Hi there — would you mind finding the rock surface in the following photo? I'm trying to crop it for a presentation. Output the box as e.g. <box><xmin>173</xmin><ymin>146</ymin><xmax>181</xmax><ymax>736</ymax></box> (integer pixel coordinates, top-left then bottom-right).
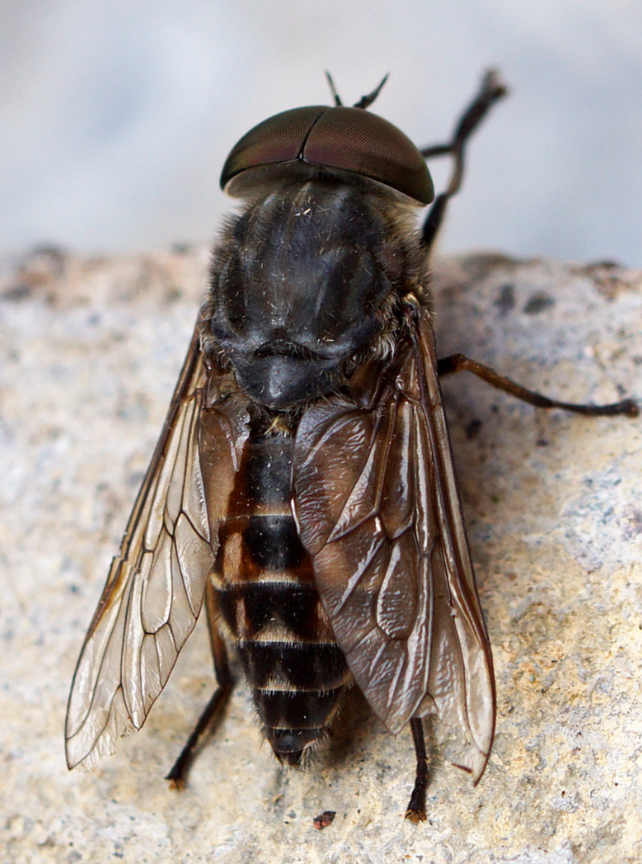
<box><xmin>1</xmin><ymin>246</ymin><xmax>641</xmax><ymax>863</ymax></box>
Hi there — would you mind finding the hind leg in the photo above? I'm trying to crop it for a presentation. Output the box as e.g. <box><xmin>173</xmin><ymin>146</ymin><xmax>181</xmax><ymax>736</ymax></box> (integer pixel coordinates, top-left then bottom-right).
<box><xmin>166</xmin><ymin>580</ymin><xmax>234</xmax><ymax>788</ymax></box>
<box><xmin>405</xmin><ymin>718</ymin><xmax>429</xmax><ymax>823</ymax></box>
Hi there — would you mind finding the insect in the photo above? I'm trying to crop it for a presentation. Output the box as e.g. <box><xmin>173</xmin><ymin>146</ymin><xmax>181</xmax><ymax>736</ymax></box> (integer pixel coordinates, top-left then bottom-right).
<box><xmin>65</xmin><ymin>71</ymin><xmax>638</xmax><ymax>821</ymax></box>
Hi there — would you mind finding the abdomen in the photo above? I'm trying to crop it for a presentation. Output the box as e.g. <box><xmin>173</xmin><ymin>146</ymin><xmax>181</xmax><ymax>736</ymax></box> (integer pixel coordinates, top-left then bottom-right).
<box><xmin>210</xmin><ymin>411</ymin><xmax>352</xmax><ymax>764</ymax></box>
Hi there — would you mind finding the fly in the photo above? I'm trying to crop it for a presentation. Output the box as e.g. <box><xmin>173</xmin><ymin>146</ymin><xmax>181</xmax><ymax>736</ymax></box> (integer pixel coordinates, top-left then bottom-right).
<box><xmin>65</xmin><ymin>70</ymin><xmax>638</xmax><ymax>821</ymax></box>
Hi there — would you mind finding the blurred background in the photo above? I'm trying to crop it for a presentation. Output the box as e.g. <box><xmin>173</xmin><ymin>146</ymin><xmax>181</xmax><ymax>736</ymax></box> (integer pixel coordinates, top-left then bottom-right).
<box><xmin>2</xmin><ymin>0</ymin><xmax>641</xmax><ymax>264</ymax></box>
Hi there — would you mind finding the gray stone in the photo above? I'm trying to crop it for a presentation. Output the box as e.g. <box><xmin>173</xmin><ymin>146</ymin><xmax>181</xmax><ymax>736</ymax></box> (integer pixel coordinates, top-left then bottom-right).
<box><xmin>1</xmin><ymin>246</ymin><xmax>640</xmax><ymax>863</ymax></box>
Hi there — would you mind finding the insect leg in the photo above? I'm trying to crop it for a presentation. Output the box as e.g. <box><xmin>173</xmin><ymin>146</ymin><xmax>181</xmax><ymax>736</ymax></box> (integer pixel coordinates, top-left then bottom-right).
<box><xmin>405</xmin><ymin>718</ymin><xmax>429</xmax><ymax>823</ymax></box>
<box><xmin>166</xmin><ymin>579</ymin><xmax>235</xmax><ymax>788</ymax></box>
<box><xmin>438</xmin><ymin>353</ymin><xmax>639</xmax><ymax>417</ymax></box>
<box><xmin>420</xmin><ymin>70</ymin><xmax>507</xmax><ymax>252</ymax></box>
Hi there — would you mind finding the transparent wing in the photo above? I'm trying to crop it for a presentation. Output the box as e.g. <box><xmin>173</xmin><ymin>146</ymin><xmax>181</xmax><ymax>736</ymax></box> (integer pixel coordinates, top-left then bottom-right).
<box><xmin>293</xmin><ymin>304</ymin><xmax>495</xmax><ymax>782</ymax></box>
<box><xmin>66</xmin><ymin>326</ymin><xmax>249</xmax><ymax>770</ymax></box>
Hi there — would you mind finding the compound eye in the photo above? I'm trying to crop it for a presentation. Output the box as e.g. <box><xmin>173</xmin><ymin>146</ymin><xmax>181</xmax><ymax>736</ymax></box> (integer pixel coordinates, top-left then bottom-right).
<box><xmin>303</xmin><ymin>107</ymin><xmax>434</xmax><ymax>204</ymax></box>
<box><xmin>221</xmin><ymin>105</ymin><xmax>434</xmax><ymax>205</ymax></box>
<box><xmin>220</xmin><ymin>106</ymin><xmax>327</xmax><ymax>192</ymax></box>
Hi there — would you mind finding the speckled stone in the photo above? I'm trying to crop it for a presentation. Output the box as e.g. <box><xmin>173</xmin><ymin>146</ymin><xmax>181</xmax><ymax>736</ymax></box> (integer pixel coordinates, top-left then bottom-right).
<box><xmin>1</xmin><ymin>246</ymin><xmax>641</xmax><ymax>864</ymax></box>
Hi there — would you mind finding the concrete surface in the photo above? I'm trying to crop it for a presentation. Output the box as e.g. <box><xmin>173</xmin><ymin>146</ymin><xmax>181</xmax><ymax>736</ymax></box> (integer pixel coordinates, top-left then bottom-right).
<box><xmin>1</xmin><ymin>246</ymin><xmax>641</xmax><ymax>863</ymax></box>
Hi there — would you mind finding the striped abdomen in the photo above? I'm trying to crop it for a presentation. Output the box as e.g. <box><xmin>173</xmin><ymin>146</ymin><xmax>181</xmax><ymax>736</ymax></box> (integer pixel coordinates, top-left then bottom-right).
<box><xmin>211</xmin><ymin>414</ymin><xmax>352</xmax><ymax>764</ymax></box>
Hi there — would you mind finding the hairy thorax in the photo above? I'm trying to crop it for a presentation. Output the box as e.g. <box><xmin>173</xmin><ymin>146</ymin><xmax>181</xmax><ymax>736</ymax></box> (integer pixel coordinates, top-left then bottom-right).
<box><xmin>201</xmin><ymin>179</ymin><xmax>427</xmax><ymax>411</ymax></box>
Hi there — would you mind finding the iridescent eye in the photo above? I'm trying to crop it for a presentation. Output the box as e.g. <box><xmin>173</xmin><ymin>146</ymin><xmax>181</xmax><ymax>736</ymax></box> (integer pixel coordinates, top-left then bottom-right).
<box><xmin>220</xmin><ymin>105</ymin><xmax>434</xmax><ymax>205</ymax></box>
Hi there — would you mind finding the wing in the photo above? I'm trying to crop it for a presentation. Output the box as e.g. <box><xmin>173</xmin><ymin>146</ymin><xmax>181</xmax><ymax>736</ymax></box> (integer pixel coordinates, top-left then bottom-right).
<box><xmin>66</xmin><ymin>325</ymin><xmax>249</xmax><ymax>770</ymax></box>
<box><xmin>293</xmin><ymin>303</ymin><xmax>495</xmax><ymax>782</ymax></box>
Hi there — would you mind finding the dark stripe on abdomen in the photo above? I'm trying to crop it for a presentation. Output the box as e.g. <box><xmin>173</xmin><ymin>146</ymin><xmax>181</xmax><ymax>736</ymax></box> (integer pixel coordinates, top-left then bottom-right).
<box><xmin>238</xmin><ymin>641</ymin><xmax>348</xmax><ymax>690</ymax></box>
<box><xmin>257</xmin><ymin>688</ymin><xmax>346</xmax><ymax>730</ymax></box>
<box><xmin>243</xmin><ymin>515</ymin><xmax>305</xmax><ymax>570</ymax></box>
<box><xmin>245</xmin><ymin>433</ymin><xmax>292</xmax><ymax>505</ymax></box>
<box><xmin>218</xmin><ymin>582</ymin><xmax>321</xmax><ymax>640</ymax></box>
